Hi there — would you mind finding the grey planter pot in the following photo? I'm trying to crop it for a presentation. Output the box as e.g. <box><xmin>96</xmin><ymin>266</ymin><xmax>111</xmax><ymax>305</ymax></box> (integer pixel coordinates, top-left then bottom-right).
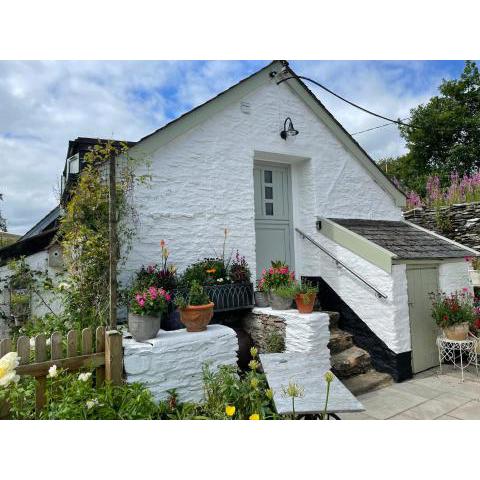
<box><xmin>269</xmin><ymin>293</ymin><xmax>293</xmax><ymax>311</ymax></box>
<box><xmin>128</xmin><ymin>313</ymin><xmax>161</xmax><ymax>342</ymax></box>
<box><xmin>254</xmin><ymin>291</ymin><xmax>270</xmax><ymax>308</ymax></box>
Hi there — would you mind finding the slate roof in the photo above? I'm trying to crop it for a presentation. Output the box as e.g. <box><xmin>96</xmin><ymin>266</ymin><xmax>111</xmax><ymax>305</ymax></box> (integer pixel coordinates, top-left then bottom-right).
<box><xmin>329</xmin><ymin>218</ymin><xmax>474</xmax><ymax>260</ymax></box>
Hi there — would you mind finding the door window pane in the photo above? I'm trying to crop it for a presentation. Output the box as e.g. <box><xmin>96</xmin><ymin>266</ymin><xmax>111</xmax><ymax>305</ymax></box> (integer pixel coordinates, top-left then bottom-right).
<box><xmin>265</xmin><ymin>203</ymin><xmax>273</xmax><ymax>216</ymax></box>
<box><xmin>264</xmin><ymin>170</ymin><xmax>272</xmax><ymax>183</ymax></box>
<box><xmin>265</xmin><ymin>186</ymin><xmax>273</xmax><ymax>199</ymax></box>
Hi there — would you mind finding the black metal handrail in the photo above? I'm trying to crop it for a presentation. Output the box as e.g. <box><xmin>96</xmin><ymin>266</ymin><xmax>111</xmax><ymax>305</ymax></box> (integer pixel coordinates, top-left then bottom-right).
<box><xmin>295</xmin><ymin>228</ymin><xmax>388</xmax><ymax>299</ymax></box>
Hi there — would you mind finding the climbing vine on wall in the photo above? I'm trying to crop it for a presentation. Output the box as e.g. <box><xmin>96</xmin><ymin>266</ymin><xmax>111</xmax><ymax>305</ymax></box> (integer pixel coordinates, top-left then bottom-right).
<box><xmin>59</xmin><ymin>141</ymin><xmax>150</xmax><ymax>328</ymax></box>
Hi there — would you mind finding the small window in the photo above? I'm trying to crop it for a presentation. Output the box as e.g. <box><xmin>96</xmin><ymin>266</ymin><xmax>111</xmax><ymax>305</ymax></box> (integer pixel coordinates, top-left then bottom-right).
<box><xmin>264</xmin><ymin>170</ymin><xmax>272</xmax><ymax>184</ymax></box>
<box><xmin>265</xmin><ymin>186</ymin><xmax>273</xmax><ymax>199</ymax></box>
<box><xmin>265</xmin><ymin>203</ymin><xmax>274</xmax><ymax>216</ymax></box>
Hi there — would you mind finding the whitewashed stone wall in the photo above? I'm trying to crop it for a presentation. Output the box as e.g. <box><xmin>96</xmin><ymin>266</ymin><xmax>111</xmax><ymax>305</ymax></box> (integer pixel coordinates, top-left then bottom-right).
<box><xmin>301</xmin><ymin>231</ymin><xmax>411</xmax><ymax>354</ymax></box>
<box><xmin>249</xmin><ymin>307</ymin><xmax>330</xmax><ymax>365</ymax></box>
<box><xmin>120</xmin><ymin>75</ymin><xmax>403</xmax><ymax>288</ymax></box>
<box><xmin>439</xmin><ymin>260</ymin><xmax>472</xmax><ymax>294</ymax></box>
<box><xmin>123</xmin><ymin>325</ymin><xmax>238</xmax><ymax>403</ymax></box>
<box><xmin>0</xmin><ymin>251</ymin><xmax>64</xmax><ymax>338</ymax></box>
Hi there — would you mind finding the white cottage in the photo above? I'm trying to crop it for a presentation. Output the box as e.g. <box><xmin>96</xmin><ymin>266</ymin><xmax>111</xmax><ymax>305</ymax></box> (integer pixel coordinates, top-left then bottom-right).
<box><xmin>1</xmin><ymin>60</ymin><xmax>477</xmax><ymax>382</ymax></box>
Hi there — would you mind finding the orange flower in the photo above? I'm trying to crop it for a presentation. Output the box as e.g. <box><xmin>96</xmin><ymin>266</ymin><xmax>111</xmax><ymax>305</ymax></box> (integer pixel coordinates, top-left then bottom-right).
<box><xmin>206</xmin><ymin>268</ymin><xmax>216</xmax><ymax>274</ymax></box>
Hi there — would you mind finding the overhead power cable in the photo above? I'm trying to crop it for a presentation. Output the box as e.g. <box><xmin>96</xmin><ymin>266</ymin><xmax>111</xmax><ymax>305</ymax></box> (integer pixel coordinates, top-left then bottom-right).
<box><xmin>276</xmin><ymin>72</ymin><xmax>416</xmax><ymax>129</ymax></box>
<box><xmin>351</xmin><ymin>117</ymin><xmax>411</xmax><ymax>136</ymax></box>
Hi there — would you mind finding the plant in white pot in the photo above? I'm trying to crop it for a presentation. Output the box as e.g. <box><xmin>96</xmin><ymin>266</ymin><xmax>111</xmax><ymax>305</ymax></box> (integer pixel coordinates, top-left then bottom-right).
<box><xmin>466</xmin><ymin>256</ymin><xmax>480</xmax><ymax>287</ymax></box>
<box><xmin>431</xmin><ymin>289</ymin><xmax>475</xmax><ymax>341</ymax></box>
<box><xmin>128</xmin><ymin>286</ymin><xmax>171</xmax><ymax>341</ymax></box>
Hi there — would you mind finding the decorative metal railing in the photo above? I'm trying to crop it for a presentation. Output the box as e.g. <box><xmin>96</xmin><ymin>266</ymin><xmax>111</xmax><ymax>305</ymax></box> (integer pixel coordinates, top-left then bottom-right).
<box><xmin>173</xmin><ymin>282</ymin><xmax>255</xmax><ymax>313</ymax></box>
<box><xmin>295</xmin><ymin>227</ymin><xmax>388</xmax><ymax>299</ymax></box>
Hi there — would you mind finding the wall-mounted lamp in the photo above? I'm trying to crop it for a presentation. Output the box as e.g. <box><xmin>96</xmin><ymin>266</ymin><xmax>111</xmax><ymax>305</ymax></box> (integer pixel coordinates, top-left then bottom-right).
<box><xmin>280</xmin><ymin>117</ymin><xmax>299</xmax><ymax>140</ymax></box>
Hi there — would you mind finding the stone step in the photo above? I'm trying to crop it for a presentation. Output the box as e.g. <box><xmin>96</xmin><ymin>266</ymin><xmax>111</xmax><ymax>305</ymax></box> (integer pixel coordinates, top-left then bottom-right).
<box><xmin>324</xmin><ymin>311</ymin><xmax>340</xmax><ymax>329</ymax></box>
<box><xmin>328</xmin><ymin>328</ymin><xmax>354</xmax><ymax>354</ymax></box>
<box><xmin>331</xmin><ymin>346</ymin><xmax>371</xmax><ymax>378</ymax></box>
<box><xmin>341</xmin><ymin>370</ymin><xmax>393</xmax><ymax>396</ymax></box>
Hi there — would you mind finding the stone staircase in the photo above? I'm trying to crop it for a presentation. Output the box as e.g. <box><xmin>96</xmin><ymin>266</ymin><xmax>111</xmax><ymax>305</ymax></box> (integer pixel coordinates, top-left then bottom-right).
<box><xmin>326</xmin><ymin>311</ymin><xmax>393</xmax><ymax>396</ymax></box>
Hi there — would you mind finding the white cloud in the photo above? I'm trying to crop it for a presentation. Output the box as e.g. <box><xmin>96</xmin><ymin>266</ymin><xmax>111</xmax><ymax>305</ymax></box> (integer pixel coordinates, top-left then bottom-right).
<box><xmin>0</xmin><ymin>60</ymin><xmax>462</xmax><ymax>234</ymax></box>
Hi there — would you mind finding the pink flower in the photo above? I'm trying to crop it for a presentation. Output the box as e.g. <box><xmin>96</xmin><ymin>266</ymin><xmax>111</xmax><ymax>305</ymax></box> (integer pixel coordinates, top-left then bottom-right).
<box><xmin>149</xmin><ymin>286</ymin><xmax>157</xmax><ymax>299</ymax></box>
<box><xmin>165</xmin><ymin>293</ymin><xmax>172</xmax><ymax>302</ymax></box>
<box><xmin>138</xmin><ymin>298</ymin><xmax>145</xmax><ymax>307</ymax></box>
<box><xmin>462</xmin><ymin>287</ymin><xmax>469</xmax><ymax>292</ymax></box>
<box><xmin>269</xmin><ymin>267</ymin><xmax>274</xmax><ymax>274</ymax></box>
<box><xmin>147</xmin><ymin>265</ymin><xmax>154</xmax><ymax>274</ymax></box>
<box><xmin>135</xmin><ymin>293</ymin><xmax>142</xmax><ymax>302</ymax></box>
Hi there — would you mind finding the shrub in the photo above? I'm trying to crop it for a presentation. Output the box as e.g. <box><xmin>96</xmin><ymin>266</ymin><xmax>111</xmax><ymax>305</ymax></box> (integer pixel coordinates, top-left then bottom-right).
<box><xmin>273</xmin><ymin>284</ymin><xmax>297</xmax><ymax>299</ymax></box>
<box><xmin>180</xmin><ymin>258</ymin><xmax>228</xmax><ymax>287</ymax></box>
<box><xmin>229</xmin><ymin>251</ymin><xmax>251</xmax><ymax>284</ymax></box>
<box><xmin>130</xmin><ymin>287</ymin><xmax>171</xmax><ymax>316</ymax></box>
<box><xmin>430</xmin><ymin>289</ymin><xmax>476</xmax><ymax>328</ymax></box>
<box><xmin>259</xmin><ymin>261</ymin><xmax>295</xmax><ymax>292</ymax></box>
<box><xmin>175</xmin><ymin>280</ymin><xmax>210</xmax><ymax>308</ymax></box>
<box><xmin>294</xmin><ymin>281</ymin><xmax>318</xmax><ymax>301</ymax></box>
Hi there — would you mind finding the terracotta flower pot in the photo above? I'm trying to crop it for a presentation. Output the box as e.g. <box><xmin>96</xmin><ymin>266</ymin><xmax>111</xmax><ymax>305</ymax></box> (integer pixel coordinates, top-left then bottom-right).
<box><xmin>295</xmin><ymin>293</ymin><xmax>316</xmax><ymax>314</ymax></box>
<box><xmin>179</xmin><ymin>302</ymin><xmax>214</xmax><ymax>332</ymax></box>
<box><xmin>443</xmin><ymin>322</ymin><xmax>470</xmax><ymax>341</ymax></box>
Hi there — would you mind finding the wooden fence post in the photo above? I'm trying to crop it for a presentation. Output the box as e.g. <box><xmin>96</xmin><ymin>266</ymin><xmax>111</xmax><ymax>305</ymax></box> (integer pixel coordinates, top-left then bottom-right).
<box><xmin>105</xmin><ymin>330</ymin><xmax>122</xmax><ymax>385</ymax></box>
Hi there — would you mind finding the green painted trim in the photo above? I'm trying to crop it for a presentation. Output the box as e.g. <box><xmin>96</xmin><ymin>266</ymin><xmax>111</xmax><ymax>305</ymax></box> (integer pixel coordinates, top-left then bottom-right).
<box><xmin>321</xmin><ymin>218</ymin><xmax>396</xmax><ymax>273</ymax></box>
<box><xmin>282</xmin><ymin>80</ymin><xmax>406</xmax><ymax>207</ymax></box>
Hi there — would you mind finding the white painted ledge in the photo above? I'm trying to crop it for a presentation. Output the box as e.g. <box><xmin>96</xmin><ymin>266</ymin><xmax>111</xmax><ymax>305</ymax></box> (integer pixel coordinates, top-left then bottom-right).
<box><xmin>123</xmin><ymin>324</ymin><xmax>238</xmax><ymax>403</ymax></box>
<box><xmin>252</xmin><ymin>307</ymin><xmax>330</xmax><ymax>364</ymax></box>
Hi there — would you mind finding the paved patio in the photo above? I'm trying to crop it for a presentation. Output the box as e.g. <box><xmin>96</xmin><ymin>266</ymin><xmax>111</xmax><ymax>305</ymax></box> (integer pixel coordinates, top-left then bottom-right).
<box><xmin>339</xmin><ymin>365</ymin><xmax>480</xmax><ymax>420</ymax></box>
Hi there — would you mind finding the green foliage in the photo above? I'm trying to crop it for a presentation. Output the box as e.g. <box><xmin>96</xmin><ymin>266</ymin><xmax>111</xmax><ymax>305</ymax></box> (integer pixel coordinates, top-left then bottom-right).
<box><xmin>258</xmin><ymin>262</ymin><xmax>295</xmax><ymax>292</ymax></box>
<box><xmin>129</xmin><ymin>287</ymin><xmax>170</xmax><ymax>316</ymax></box>
<box><xmin>4</xmin><ymin>370</ymin><xmax>159</xmax><ymax>420</ymax></box>
<box><xmin>294</xmin><ymin>280</ymin><xmax>318</xmax><ymax>297</ymax></box>
<box><xmin>229</xmin><ymin>250</ymin><xmax>251</xmax><ymax>283</ymax></box>
<box><xmin>175</xmin><ymin>280</ymin><xmax>210</xmax><ymax>308</ymax></box>
<box><xmin>264</xmin><ymin>329</ymin><xmax>285</xmax><ymax>353</ymax></box>
<box><xmin>59</xmin><ymin>140</ymin><xmax>150</xmax><ymax>328</ymax></box>
<box><xmin>272</xmin><ymin>283</ymin><xmax>297</xmax><ymax>299</ymax></box>
<box><xmin>15</xmin><ymin>313</ymin><xmax>73</xmax><ymax>339</ymax></box>
<box><xmin>385</xmin><ymin>61</ymin><xmax>480</xmax><ymax>195</ymax></box>
<box><xmin>180</xmin><ymin>257</ymin><xmax>228</xmax><ymax>287</ymax></box>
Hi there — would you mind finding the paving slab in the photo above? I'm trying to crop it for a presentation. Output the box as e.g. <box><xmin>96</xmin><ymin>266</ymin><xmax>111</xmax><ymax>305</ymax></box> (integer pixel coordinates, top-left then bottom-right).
<box><xmin>401</xmin><ymin>393</ymin><xmax>470</xmax><ymax>420</ymax></box>
<box><xmin>448</xmin><ymin>399</ymin><xmax>480</xmax><ymax>419</ymax></box>
<box><xmin>338</xmin><ymin>411</ymin><xmax>377</xmax><ymax>420</ymax></box>
<box><xmin>388</xmin><ymin>380</ymin><xmax>444</xmax><ymax>400</ymax></box>
<box><xmin>435</xmin><ymin>415</ymin><xmax>458</xmax><ymax>420</ymax></box>
<box><xmin>358</xmin><ymin>386</ymin><xmax>426</xmax><ymax>419</ymax></box>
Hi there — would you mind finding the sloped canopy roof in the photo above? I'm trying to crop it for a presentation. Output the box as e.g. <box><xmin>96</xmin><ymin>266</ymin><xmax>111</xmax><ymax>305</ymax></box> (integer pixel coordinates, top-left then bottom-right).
<box><xmin>330</xmin><ymin>218</ymin><xmax>474</xmax><ymax>260</ymax></box>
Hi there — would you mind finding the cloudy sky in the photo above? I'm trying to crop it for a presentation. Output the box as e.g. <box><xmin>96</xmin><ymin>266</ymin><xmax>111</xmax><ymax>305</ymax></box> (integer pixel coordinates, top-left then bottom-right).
<box><xmin>0</xmin><ymin>60</ymin><xmax>466</xmax><ymax>234</ymax></box>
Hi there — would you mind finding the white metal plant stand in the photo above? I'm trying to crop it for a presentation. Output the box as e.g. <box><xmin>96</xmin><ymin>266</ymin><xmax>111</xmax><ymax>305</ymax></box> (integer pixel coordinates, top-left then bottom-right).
<box><xmin>437</xmin><ymin>336</ymin><xmax>479</xmax><ymax>382</ymax></box>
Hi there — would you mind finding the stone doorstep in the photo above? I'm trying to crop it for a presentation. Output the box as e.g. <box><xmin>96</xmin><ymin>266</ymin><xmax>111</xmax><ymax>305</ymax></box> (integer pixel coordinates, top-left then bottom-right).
<box><xmin>328</xmin><ymin>329</ymin><xmax>354</xmax><ymax>354</ymax></box>
<box><xmin>341</xmin><ymin>370</ymin><xmax>393</xmax><ymax>396</ymax></box>
<box><xmin>331</xmin><ymin>345</ymin><xmax>371</xmax><ymax>378</ymax></box>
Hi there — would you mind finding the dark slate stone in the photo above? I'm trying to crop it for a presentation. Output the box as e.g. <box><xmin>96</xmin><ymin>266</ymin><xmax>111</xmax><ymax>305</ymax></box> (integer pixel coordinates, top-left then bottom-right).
<box><xmin>306</xmin><ymin>276</ymin><xmax>413</xmax><ymax>382</ymax></box>
<box><xmin>329</xmin><ymin>218</ymin><xmax>473</xmax><ymax>259</ymax></box>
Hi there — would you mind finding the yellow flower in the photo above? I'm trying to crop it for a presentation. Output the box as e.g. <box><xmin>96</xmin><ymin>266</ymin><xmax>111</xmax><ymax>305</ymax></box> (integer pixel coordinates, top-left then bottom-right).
<box><xmin>0</xmin><ymin>352</ymin><xmax>20</xmax><ymax>387</ymax></box>
<box><xmin>249</xmin><ymin>413</ymin><xmax>260</xmax><ymax>420</ymax></box>
<box><xmin>248</xmin><ymin>359</ymin><xmax>260</xmax><ymax>371</ymax></box>
<box><xmin>265</xmin><ymin>388</ymin><xmax>274</xmax><ymax>400</ymax></box>
<box><xmin>250</xmin><ymin>346</ymin><xmax>258</xmax><ymax>358</ymax></box>
<box><xmin>225</xmin><ymin>405</ymin><xmax>236</xmax><ymax>417</ymax></box>
<box><xmin>250</xmin><ymin>377</ymin><xmax>259</xmax><ymax>389</ymax></box>
<box><xmin>281</xmin><ymin>381</ymin><xmax>304</xmax><ymax>399</ymax></box>
<box><xmin>324</xmin><ymin>371</ymin><xmax>335</xmax><ymax>384</ymax></box>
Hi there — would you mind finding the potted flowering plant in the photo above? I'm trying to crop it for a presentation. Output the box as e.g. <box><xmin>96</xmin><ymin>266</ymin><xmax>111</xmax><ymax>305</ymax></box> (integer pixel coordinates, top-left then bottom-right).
<box><xmin>466</xmin><ymin>256</ymin><xmax>480</xmax><ymax>287</ymax></box>
<box><xmin>294</xmin><ymin>281</ymin><xmax>318</xmax><ymax>314</ymax></box>
<box><xmin>260</xmin><ymin>261</ymin><xmax>296</xmax><ymax>310</ymax></box>
<box><xmin>175</xmin><ymin>280</ymin><xmax>214</xmax><ymax>332</ymax></box>
<box><xmin>255</xmin><ymin>277</ymin><xmax>270</xmax><ymax>308</ymax></box>
<box><xmin>128</xmin><ymin>287</ymin><xmax>171</xmax><ymax>341</ymax></box>
<box><xmin>430</xmin><ymin>289</ymin><xmax>475</xmax><ymax>340</ymax></box>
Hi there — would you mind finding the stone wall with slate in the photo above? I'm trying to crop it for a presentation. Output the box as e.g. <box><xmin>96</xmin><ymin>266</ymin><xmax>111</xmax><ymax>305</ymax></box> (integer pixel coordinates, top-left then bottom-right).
<box><xmin>123</xmin><ymin>325</ymin><xmax>238</xmax><ymax>403</ymax></box>
<box><xmin>404</xmin><ymin>203</ymin><xmax>480</xmax><ymax>250</ymax></box>
<box><xmin>242</xmin><ymin>308</ymin><xmax>331</xmax><ymax>365</ymax></box>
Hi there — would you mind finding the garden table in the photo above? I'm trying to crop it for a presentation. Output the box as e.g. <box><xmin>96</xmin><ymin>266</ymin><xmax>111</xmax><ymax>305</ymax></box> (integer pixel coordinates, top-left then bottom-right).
<box><xmin>437</xmin><ymin>336</ymin><xmax>479</xmax><ymax>382</ymax></box>
<box><xmin>259</xmin><ymin>352</ymin><xmax>364</xmax><ymax>418</ymax></box>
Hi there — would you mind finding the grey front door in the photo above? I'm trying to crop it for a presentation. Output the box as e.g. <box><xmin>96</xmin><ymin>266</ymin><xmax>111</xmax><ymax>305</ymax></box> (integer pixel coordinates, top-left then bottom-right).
<box><xmin>406</xmin><ymin>266</ymin><xmax>440</xmax><ymax>373</ymax></box>
<box><xmin>253</xmin><ymin>163</ymin><xmax>293</xmax><ymax>279</ymax></box>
